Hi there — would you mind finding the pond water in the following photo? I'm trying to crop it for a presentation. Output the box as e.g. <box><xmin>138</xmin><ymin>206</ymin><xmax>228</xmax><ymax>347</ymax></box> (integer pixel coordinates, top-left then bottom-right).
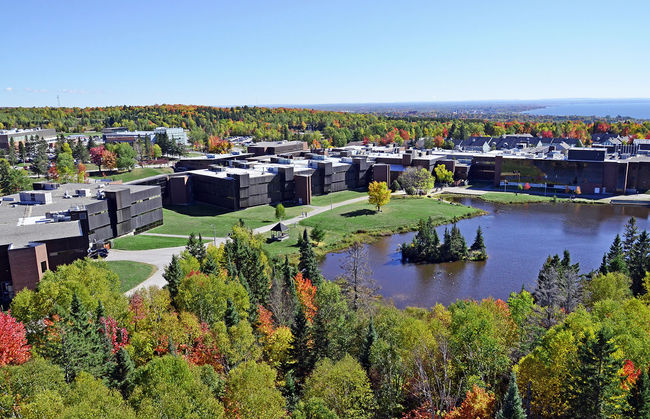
<box><xmin>319</xmin><ymin>198</ymin><xmax>649</xmax><ymax>308</ymax></box>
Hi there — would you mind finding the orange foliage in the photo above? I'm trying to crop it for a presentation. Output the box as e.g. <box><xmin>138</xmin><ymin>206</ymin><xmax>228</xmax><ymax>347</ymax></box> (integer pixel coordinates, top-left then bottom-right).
<box><xmin>621</xmin><ymin>359</ymin><xmax>641</xmax><ymax>390</ymax></box>
<box><xmin>257</xmin><ymin>305</ymin><xmax>276</xmax><ymax>338</ymax></box>
<box><xmin>207</xmin><ymin>136</ymin><xmax>233</xmax><ymax>154</ymax></box>
<box><xmin>182</xmin><ymin>322</ymin><xmax>224</xmax><ymax>371</ymax></box>
<box><xmin>445</xmin><ymin>385</ymin><xmax>495</xmax><ymax>419</ymax></box>
<box><xmin>294</xmin><ymin>272</ymin><xmax>317</xmax><ymax>322</ymax></box>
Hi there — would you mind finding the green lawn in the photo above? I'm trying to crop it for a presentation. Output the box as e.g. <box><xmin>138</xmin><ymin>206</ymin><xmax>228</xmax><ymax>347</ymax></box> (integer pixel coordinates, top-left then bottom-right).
<box><xmin>105</xmin><ymin>260</ymin><xmax>157</xmax><ymax>292</ymax></box>
<box><xmin>111</xmin><ymin>234</ymin><xmax>209</xmax><ymax>250</ymax></box>
<box><xmin>479</xmin><ymin>192</ymin><xmax>558</xmax><ymax>204</ymax></box>
<box><xmin>309</xmin><ymin>189</ymin><xmax>368</xmax><ymax>206</ymax></box>
<box><xmin>262</xmin><ymin>196</ymin><xmax>482</xmax><ymax>259</ymax></box>
<box><xmin>149</xmin><ymin>202</ymin><xmax>313</xmax><ymax>238</ymax></box>
<box><xmin>92</xmin><ymin>167</ymin><xmax>173</xmax><ymax>182</ymax></box>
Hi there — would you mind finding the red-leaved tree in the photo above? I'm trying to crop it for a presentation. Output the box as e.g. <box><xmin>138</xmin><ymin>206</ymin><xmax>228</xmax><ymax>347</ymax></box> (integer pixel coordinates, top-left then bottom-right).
<box><xmin>0</xmin><ymin>311</ymin><xmax>31</xmax><ymax>366</ymax></box>
<box><xmin>294</xmin><ymin>272</ymin><xmax>317</xmax><ymax>323</ymax></box>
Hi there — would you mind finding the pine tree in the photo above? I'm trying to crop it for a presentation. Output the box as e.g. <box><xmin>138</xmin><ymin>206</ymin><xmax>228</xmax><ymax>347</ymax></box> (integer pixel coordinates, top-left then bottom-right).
<box><xmin>497</xmin><ymin>370</ymin><xmax>526</xmax><ymax>419</ymax></box>
<box><xmin>630</xmin><ymin>231</ymin><xmax>650</xmax><ymax>296</ymax></box>
<box><xmin>54</xmin><ymin>294</ymin><xmax>106</xmax><ymax>383</ymax></box>
<box><xmin>163</xmin><ymin>254</ymin><xmax>183</xmax><ymax>301</ymax></box>
<box><xmin>110</xmin><ymin>348</ymin><xmax>134</xmax><ymax>398</ymax></box>
<box><xmin>470</xmin><ymin>226</ymin><xmax>487</xmax><ymax>260</ymax></box>
<box><xmin>623</xmin><ymin>217</ymin><xmax>639</xmax><ymax>261</ymax></box>
<box><xmin>299</xmin><ymin>230</ymin><xmax>323</xmax><ymax>287</ymax></box>
<box><xmin>360</xmin><ymin>318</ymin><xmax>377</xmax><ymax>371</ymax></box>
<box><xmin>33</xmin><ymin>138</ymin><xmax>50</xmax><ymax>177</ymax></box>
<box><xmin>186</xmin><ymin>232</ymin><xmax>206</xmax><ymax>262</ymax></box>
<box><xmin>605</xmin><ymin>234</ymin><xmax>628</xmax><ymax>274</ymax></box>
<box><xmin>283</xmin><ymin>370</ymin><xmax>299</xmax><ymax>411</ymax></box>
<box><xmin>289</xmin><ymin>307</ymin><xmax>313</xmax><ymax>383</ymax></box>
<box><xmin>202</xmin><ymin>253</ymin><xmax>218</xmax><ymax>275</ymax></box>
<box><xmin>627</xmin><ymin>368</ymin><xmax>650</xmax><ymax>418</ymax></box>
<box><xmin>225</xmin><ymin>298</ymin><xmax>240</xmax><ymax>328</ymax></box>
<box><xmin>569</xmin><ymin>327</ymin><xmax>622</xmax><ymax>418</ymax></box>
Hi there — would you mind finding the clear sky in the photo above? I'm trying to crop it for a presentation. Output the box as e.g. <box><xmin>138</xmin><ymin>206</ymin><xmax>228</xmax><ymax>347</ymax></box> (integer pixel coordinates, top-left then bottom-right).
<box><xmin>2</xmin><ymin>0</ymin><xmax>649</xmax><ymax>107</ymax></box>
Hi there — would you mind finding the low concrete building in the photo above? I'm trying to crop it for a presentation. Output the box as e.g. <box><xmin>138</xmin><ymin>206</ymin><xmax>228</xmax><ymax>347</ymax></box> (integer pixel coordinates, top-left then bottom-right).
<box><xmin>0</xmin><ymin>183</ymin><xmax>163</xmax><ymax>307</ymax></box>
<box><xmin>0</xmin><ymin>128</ymin><xmax>58</xmax><ymax>149</ymax></box>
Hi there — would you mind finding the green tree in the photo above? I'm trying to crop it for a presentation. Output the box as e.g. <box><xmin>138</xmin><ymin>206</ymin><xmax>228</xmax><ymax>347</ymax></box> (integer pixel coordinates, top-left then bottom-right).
<box><xmin>627</xmin><ymin>368</ymin><xmax>650</xmax><ymax>418</ymax></box>
<box><xmin>470</xmin><ymin>226</ymin><xmax>487</xmax><ymax>260</ymax></box>
<box><xmin>294</xmin><ymin>397</ymin><xmax>340</xmax><ymax>419</ymax></box>
<box><xmin>290</xmin><ymin>306</ymin><xmax>314</xmax><ymax>383</ymax></box>
<box><xmin>32</xmin><ymin>138</ymin><xmax>50</xmax><ymax>177</ymax></box>
<box><xmin>275</xmin><ymin>203</ymin><xmax>286</xmax><ymax>220</ymax></box>
<box><xmin>110</xmin><ymin>348</ymin><xmax>135</xmax><ymax>398</ymax></box>
<box><xmin>152</xmin><ymin>143</ymin><xmax>162</xmax><ymax>159</ymax></box>
<box><xmin>0</xmin><ymin>158</ymin><xmax>30</xmax><ymax>195</ymax></box>
<box><xmin>225</xmin><ymin>298</ymin><xmax>240</xmax><ymax>328</ymax></box>
<box><xmin>7</xmin><ymin>138</ymin><xmax>17</xmax><ymax>166</ymax></box>
<box><xmin>568</xmin><ymin>327</ymin><xmax>622</xmax><ymax>418</ymax></box>
<box><xmin>129</xmin><ymin>355</ymin><xmax>225</xmax><ymax>418</ymax></box>
<box><xmin>163</xmin><ymin>254</ymin><xmax>183</xmax><ymax>302</ymax></box>
<box><xmin>304</xmin><ymin>355</ymin><xmax>376</xmax><ymax>419</ymax></box>
<box><xmin>496</xmin><ymin>370</ymin><xmax>526</xmax><ymax>419</ymax></box>
<box><xmin>310</xmin><ymin>225</ymin><xmax>325</xmax><ymax>244</ymax></box>
<box><xmin>390</xmin><ymin>179</ymin><xmax>401</xmax><ymax>192</ymax></box>
<box><xmin>630</xmin><ymin>231</ymin><xmax>650</xmax><ymax>296</ymax></box>
<box><xmin>582</xmin><ymin>272</ymin><xmax>632</xmax><ymax>307</ymax></box>
<box><xmin>299</xmin><ymin>229</ymin><xmax>323</xmax><ymax>287</ymax></box>
<box><xmin>112</xmin><ymin>142</ymin><xmax>138</xmax><ymax>170</ymax></box>
<box><xmin>360</xmin><ymin>318</ymin><xmax>376</xmax><ymax>371</ymax></box>
<box><xmin>224</xmin><ymin>360</ymin><xmax>286</xmax><ymax>419</ymax></box>
<box><xmin>623</xmin><ymin>217</ymin><xmax>639</xmax><ymax>261</ymax></box>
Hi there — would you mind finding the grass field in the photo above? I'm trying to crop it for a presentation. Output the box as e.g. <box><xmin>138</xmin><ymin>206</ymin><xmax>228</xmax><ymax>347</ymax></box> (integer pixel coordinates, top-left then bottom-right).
<box><xmin>309</xmin><ymin>189</ymin><xmax>368</xmax><ymax>206</ymax></box>
<box><xmin>479</xmin><ymin>192</ymin><xmax>557</xmax><ymax>204</ymax></box>
<box><xmin>149</xmin><ymin>202</ymin><xmax>313</xmax><ymax>238</ymax></box>
<box><xmin>105</xmin><ymin>260</ymin><xmax>157</xmax><ymax>292</ymax></box>
<box><xmin>91</xmin><ymin>167</ymin><xmax>173</xmax><ymax>182</ymax></box>
<box><xmin>262</xmin><ymin>196</ymin><xmax>482</xmax><ymax>259</ymax></box>
<box><xmin>111</xmin><ymin>235</ymin><xmax>210</xmax><ymax>250</ymax></box>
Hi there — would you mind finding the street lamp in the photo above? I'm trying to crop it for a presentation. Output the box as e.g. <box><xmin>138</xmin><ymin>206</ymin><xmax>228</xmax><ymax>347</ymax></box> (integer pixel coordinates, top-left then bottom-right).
<box><xmin>544</xmin><ymin>175</ymin><xmax>548</xmax><ymax>196</ymax></box>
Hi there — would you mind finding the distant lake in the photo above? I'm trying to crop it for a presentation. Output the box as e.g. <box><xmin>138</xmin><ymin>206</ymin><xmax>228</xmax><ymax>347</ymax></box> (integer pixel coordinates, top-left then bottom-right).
<box><xmin>319</xmin><ymin>198</ymin><xmax>649</xmax><ymax>308</ymax></box>
<box><xmin>523</xmin><ymin>101</ymin><xmax>650</xmax><ymax>119</ymax></box>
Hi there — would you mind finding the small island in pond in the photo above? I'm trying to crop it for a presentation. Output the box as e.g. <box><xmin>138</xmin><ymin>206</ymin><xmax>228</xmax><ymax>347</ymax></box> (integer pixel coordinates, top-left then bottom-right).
<box><xmin>400</xmin><ymin>217</ymin><xmax>487</xmax><ymax>263</ymax></box>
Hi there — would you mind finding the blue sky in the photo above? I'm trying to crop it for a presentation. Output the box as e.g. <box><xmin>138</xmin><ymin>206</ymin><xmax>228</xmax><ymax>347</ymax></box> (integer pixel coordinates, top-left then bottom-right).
<box><xmin>2</xmin><ymin>0</ymin><xmax>649</xmax><ymax>107</ymax></box>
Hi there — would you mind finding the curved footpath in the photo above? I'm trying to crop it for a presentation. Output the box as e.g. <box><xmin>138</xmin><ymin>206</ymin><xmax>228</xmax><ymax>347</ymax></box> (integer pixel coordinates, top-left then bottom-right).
<box><xmin>108</xmin><ymin>195</ymin><xmax>372</xmax><ymax>295</ymax></box>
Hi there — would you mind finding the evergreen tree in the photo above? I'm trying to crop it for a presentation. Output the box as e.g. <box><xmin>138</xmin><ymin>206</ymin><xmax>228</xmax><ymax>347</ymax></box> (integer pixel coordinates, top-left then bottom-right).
<box><xmin>225</xmin><ymin>298</ymin><xmax>240</xmax><ymax>328</ymax></box>
<box><xmin>290</xmin><ymin>307</ymin><xmax>313</xmax><ymax>384</ymax></box>
<box><xmin>599</xmin><ymin>254</ymin><xmax>609</xmax><ymax>275</ymax></box>
<box><xmin>73</xmin><ymin>139</ymin><xmax>90</xmax><ymax>163</ymax></box>
<box><xmin>623</xmin><ymin>217</ymin><xmax>639</xmax><ymax>261</ymax></box>
<box><xmin>299</xmin><ymin>230</ymin><xmax>323</xmax><ymax>287</ymax></box>
<box><xmin>202</xmin><ymin>253</ymin><xmax>218</xmax><ymax>275</ymax></box>
<box><xmin>569</xmin><ymin>327</ymin><xmax>622</xmax><ymax>418</ymax></box>
<box><xmin>497</xmin><ymin>370</ymin><xmax>526</xmax><ymax>419</ymax></box>
<box><xmin>360</xmin><ymin>318</ymin><xmax>376</xmax><ymax>371</ymax></box>
<box><xmin>282</xmin><ymin>255</ymin><xmax>298</xmax><ymax>302</ymax></box>
<box><xmin>283</xmin><ymin>370</ymin><xmax>299</xmax><ymax>411</ymax></box>
<box><xmin>604</xmin><ymin>234</ymin><xmax>628</xmax><ymax>274</ymax></box>
<box><xmin>163</xmin><ymin>254</ymin><xmax>183</xmax><ymax>302</ymax></box>
<box><xmin>185</xmin><ymin>232</ymin><xmax>206</xmax><ymax>262</ymax></box>
<box><xmin>630</xmin><ymin>231</ymin><xmax>650</xmax><ymax>296</ymax></box>
<box><xmin>110</xmin><ymin>348</ymin><xmax>135</xmax><ymax>398</ymax></box>
<box><xmin>18</xmin><ymin>141</ymin><xmax>26</xmax><ymax>163</ymax></box>
<box><xmin>87</xmin><ymin>136</ymin><xmax>96</xmax><ymax>150</ymax></box>
<box><xmin>52</xmin><ymin>293</ymin><xmax>107</xmax><ymax>383</ymax></box>
<box><xmin>470</xmin><ymin>226</ymin><xmax>487</xmax><ymax>260</ymax></box>
<box><xmin>32</xmin><ymin>138</ymin><xmax>50</xmax><ymax>177</ymax></box>
<box><xmin>627</xmin><ymin>368</ymin><xmax>650</xmax><ymax>418</ymax></box>
<box><xmin>7</xmin><ymin>139</ymin><xmax>17</xmax><ymax>166</ymax></box>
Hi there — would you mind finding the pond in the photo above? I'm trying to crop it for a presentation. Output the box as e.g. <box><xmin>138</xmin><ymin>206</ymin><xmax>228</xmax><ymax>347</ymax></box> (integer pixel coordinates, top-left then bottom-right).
<box><xmin>319</xmin><ymin>198</ymin><xmax>649</xmax><ymax>308</ymax></box>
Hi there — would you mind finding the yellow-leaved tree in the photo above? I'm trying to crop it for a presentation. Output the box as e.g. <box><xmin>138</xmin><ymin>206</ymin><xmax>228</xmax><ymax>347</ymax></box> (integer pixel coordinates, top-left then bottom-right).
<box><xmin>368</xmin><ymin>181</ymin><xmax>391</xmax><ymax>212</ymax></box>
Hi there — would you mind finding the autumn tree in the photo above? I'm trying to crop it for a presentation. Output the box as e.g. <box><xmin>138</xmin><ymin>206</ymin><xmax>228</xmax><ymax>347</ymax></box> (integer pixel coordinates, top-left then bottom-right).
<box><xmin>627</xmin><ymin>368</ymin><xmax>650</xmax><ymax>418</ymax></box>
<box><xmin>434</xmin><ymin>164</ymin><xmax>454</xmax><ymax>186</ymax></box>
<box><xmin>368</xmin><ymin>181</ymin><xmax>391</xmax><ymax>212</ymax></box>
<box><xmin>0</xmin><ymin>311</ymin><xmax>31</xmax><ymax>366</ymax></box>
<box><xmin>445</xmin><ymin>385</ymin><xmax>495</xmax><ymax>419</ymax></box>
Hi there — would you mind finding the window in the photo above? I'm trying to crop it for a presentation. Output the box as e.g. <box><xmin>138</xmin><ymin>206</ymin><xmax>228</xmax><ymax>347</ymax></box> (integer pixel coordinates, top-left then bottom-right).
<box><xmin>40</xmin><ymin>261</ymin><xmax>47</xmax><ymax>273</ymax></box>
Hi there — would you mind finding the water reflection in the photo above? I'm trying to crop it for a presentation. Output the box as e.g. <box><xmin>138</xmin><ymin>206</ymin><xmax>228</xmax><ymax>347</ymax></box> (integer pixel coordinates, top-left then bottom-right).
<box><xmin>319</xmin><ymin>199</ymin><xmax>649</xmax><ymax>308</ymax></box>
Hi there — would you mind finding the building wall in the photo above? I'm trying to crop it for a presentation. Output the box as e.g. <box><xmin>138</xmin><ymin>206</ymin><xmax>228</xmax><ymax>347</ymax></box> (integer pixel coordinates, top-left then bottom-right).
<box><xmin>8</xmin><ymin>244</ymin><xmax>48</xmax><ymax>294</ymax></box>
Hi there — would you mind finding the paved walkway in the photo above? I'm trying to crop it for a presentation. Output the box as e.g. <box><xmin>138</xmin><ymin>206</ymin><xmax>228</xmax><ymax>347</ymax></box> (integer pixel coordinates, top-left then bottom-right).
<box><xmin>110</xmin><ymin>188</ymin><xmax>478</xmax><ymax>295</ymax></box>
<box><xmin>110</xmin><ymin>195</ymin><xmax>372</xmax><ymax>295</ymax></box>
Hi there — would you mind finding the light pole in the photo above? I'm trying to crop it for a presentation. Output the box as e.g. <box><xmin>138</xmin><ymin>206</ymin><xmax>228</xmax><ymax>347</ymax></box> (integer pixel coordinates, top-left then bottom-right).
<box><xmin>544</xmin><ymin>175</ymin><xmax>548</xmax><ymax>196</ymax></box>
<box><xmin>213</xmin><ymin>225</ymin><xmax>217</xmax><ymax>247</ymax></box>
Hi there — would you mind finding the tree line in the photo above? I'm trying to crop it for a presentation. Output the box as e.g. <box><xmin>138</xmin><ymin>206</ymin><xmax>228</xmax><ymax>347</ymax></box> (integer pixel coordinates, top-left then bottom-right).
<box><xmin>2</xmin><ymin>218</ymin><xmax>650</xmax><ymax>417</ymax></box>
